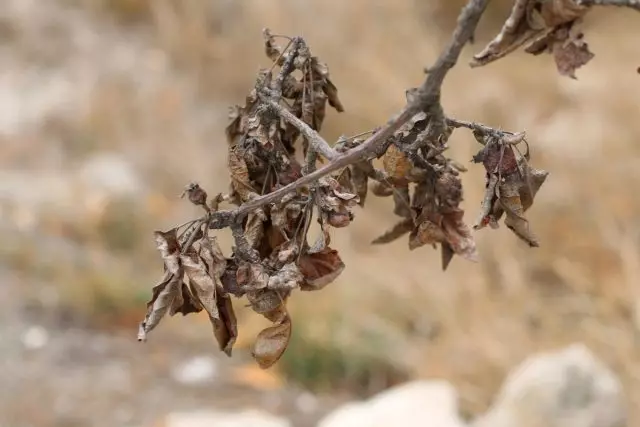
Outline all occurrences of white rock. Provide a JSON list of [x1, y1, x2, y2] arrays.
[[21, 325, 49, 350], [165, 409, 291, 427], [473, 343, 627, 427], [171, 356, 218, 385], [318, 380, 466, 427]]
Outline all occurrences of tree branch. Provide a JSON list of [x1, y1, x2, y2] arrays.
[[577, 0, 640, 11], [209, 0, 490, 229], [263, 97, 339, 161]]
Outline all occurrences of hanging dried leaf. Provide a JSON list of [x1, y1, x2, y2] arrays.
[[173, 282, 202, 316], [237, 263, 270, 292], [268, 262, 303, 291], [526, 24, 594, 79], [214, 291, 237, 356], [138, 229, 184, 340], [198, 234, 227, 279], [245, 208, 267, 248], [372, 218, 413, 245], [409, 216, 446, 250], [180, 251, 220, 319], [229, 147, 257, 202], [298, 247, 345, 291], [471, 0, 591, 75], [247, 288, 285, 314], [251, 311, 292, 369], [382, 144, 411, 184], [441, 209, 479, 263]]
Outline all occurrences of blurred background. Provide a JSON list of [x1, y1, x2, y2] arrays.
[[0, 0, 639, 426]]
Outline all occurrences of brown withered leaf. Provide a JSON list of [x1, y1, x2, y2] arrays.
[[198, 234, 227, 279], [371, 181, 394, 197], [268, 262, 303, 291], [262, 28, 283, 64], [552, 30, 594, 78], [251, 311, 292, 369], [214, 291, 237, 356], [236, 262, 269, 292], [525, 23, 594, 79], [173, 282, 202, 316], [499, 173, 539, 247], [228, 147, 257, 202], [298, 247, 345, 291], [138, 272, 182, 341], [382, 144, 411, 184], [245, 208, 267, 248], [441, 209, 480, 263], [138, 229, 184, 340], [471, 0, 590, 68], [247, 288, 285, 314], [180, 251, 220, 320], [311, 57, 344, 113], [317, 177, 359, 228], [372, 218, 413, 245], [350, 165, 369, 206], [409, 217, 446, 250]]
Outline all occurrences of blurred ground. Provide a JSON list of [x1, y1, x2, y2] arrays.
[[1, 0, 640, 426]]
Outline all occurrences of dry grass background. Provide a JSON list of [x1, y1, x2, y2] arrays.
[[2, 0, 640, 422]]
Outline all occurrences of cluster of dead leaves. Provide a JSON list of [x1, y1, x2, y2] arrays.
[[471, 131, 548, 247], [471, 0, 599, 78], [362, 101, 479, 271], [140, 31, 354, 369]]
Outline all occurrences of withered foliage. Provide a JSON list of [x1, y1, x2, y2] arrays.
[[139, 0, 631, 368], [470, 0, 631, 78]]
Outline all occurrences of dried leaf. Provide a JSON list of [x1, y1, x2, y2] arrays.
[[172, 282, 203, 316], [228, 147, 257, 202], [499, 174, 539, 247], [298, 247, 345, 291], [471, 0, 590, 68], [372, 218, 413, 244], [268, 262, 303, 291], [138, 229, 184, 340], [251, 312, 292, 369], [247, 289, 285, 314], [138, 272, 183, 341], [198, 234, 227, 279], [245, 209, 267, 248], [552, 30, 594, 78], [382, 144, 411, 184], [214, 292, 237, 356], [441, 209, 479, 263], [409, 217, 445, 250], [237, 263, 269, 292], [180, 251, 220, 320]]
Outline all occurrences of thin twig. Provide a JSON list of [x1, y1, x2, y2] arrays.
[[577, 0, 640, 10], [208, 0, 490, 229]]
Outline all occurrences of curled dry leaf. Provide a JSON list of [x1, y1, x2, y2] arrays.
[[180, 251, 220, 320], [251, 309, 292, 369], [138, 229, 183, 340], [525, 23, 594, 79], [471, 0, 592, 77], [268, 262, 304, 291], [229, 147, 258, 203], [214, 291, 237, 356], [298, 247, 345, 291]]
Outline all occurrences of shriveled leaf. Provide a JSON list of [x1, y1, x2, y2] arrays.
[[236, 263, 269, 292], [474, 173, 499, 230], [471, 0, 590, 68], [351, 165, 369, 206], [228, 147, 257, 202], [247, 289, 285, 314], [245, 209, 267, 248], [409, 218, 445, 250], [372, 218, 413, 244], [268, 262, 303, 291], [198, 234, 227, 279], [382, 144, 411, 184], [172, 282, 203, 316], [298, 247, 345, 291], [311, 57, 344, 113], [262, 28, 283, 63], [371, 182, 393, 197], [393, 185, 411, 218], [499, 175, 539, 247], [155, 229, 181, 273], [251, 313, 292, 369], [180, 251, 220, 320], [213, 292, 237, 356], [552, 30, 594, 78], [138, 271, 183, 341], [441, 210, 479, 263], [441, 243, 455, 271]]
